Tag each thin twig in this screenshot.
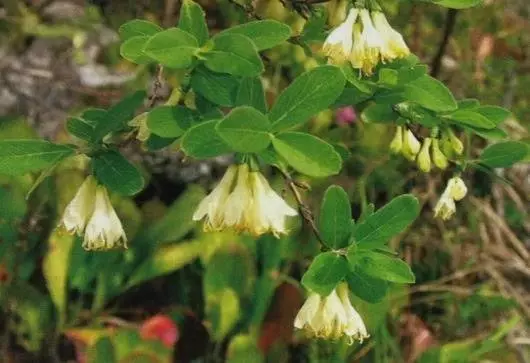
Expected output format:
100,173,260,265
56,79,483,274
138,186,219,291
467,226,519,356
147,65,164,109
430,9,458,77
278,168,325,244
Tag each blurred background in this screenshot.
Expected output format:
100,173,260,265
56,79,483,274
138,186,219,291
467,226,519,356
0,0,529,362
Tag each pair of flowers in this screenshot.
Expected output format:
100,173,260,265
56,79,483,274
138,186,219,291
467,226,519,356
61,176,126,251
323,7,409,74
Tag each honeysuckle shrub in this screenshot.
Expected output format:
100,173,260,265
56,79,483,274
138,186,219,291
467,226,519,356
0,0,528,361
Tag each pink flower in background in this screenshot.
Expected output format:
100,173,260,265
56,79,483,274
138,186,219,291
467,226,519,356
335,106,357,126
140,315,180,348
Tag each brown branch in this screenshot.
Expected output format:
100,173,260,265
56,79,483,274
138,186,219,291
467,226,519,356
147,65,164,109
430,9,458,77
278,169,325,244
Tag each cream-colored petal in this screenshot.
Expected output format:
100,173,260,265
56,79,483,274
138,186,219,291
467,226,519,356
61,176,97,235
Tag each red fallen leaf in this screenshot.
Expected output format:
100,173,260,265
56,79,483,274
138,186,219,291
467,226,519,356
258,283,304,353
140,315,180,348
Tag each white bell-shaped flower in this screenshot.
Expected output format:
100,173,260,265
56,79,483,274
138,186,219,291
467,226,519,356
61,176,97,235
402,129,421,161
83,185,127,251
337,283,369,343
294,285,369,343
322,8,359,64
248,172,298,237
371,11,410,62
193,165,237,231
193,164,297,237
434,176,467,220
351,9,385,74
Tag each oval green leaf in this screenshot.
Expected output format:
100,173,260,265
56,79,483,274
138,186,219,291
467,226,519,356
181,119,233,159
92,150,145,196
144,28,198,68
272,132,342,177
216,106,271,153
301,252,349,296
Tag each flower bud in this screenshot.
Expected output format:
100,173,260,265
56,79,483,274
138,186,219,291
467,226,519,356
431,139,449,169
417,138,432,172
402,129,420,160
128,112,150,142
389,126,403,154
448,176,467,201
446,129,464,155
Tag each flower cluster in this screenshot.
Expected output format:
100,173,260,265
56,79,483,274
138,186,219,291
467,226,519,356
390,126,464,173
60,176,127,251
294,284,369,344
193,164,298,237
434,176,468,220
322,7,410,74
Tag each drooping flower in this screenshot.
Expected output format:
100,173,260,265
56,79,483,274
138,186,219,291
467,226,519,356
389,126,403,154
434,176,468,220
294,284,369,343
351,9,385,75
248,172,298,237
83,185,127,251
431,138,449,169
193,164,297,237
322,8,359,64
371,11,410,62
61,176,97,235
402,129,421,161
441,128,464,156
417,138,432,173
193,165,237,231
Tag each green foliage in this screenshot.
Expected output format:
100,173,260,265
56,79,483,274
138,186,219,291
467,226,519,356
301,252,349,296
319,185,353,249
92,150,145,196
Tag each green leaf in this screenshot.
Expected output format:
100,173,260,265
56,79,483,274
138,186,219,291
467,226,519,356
66,117,96,142
333,87,373,108
92,151,145,196
206,288,240,341
270,66,345,131
227,335,264,363
478,141,528,168
43,230,74,325
0,140,75,176
127,240,203,288
88,337,116,363
446,109,496,129
301,252,349,296
319,185,352,249
272,132,342,177
220,20,292,51
403,74,457,112
107,90,147,125
458,99,480,109
236,77,267,113
147,106,195,138
353,194,419,249
346,270,389,303
178,0,209,45
204,34,263,77
216,106,271,153
145,185,206,243
469,127,508,141
181,119,233,159
144,28,198,68
434,0,482,9
204,245,254,297
120,36,153,64
475,106,511,126
362,103,398,123
348,250,415,283
119,19,161,41
191,66,240,107
341,64,377,94
378,68,398,86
